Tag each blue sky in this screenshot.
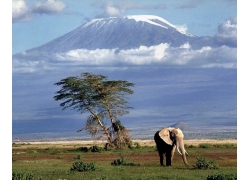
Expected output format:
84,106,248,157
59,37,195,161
12,0,237,55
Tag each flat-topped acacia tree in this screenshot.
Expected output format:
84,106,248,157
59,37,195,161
54,72,134,148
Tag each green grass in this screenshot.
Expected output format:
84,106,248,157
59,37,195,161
12,142,237,180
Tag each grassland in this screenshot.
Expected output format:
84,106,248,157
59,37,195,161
12,139,237,180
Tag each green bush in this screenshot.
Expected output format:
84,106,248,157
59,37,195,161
199,143,211,148
134,142,141,148
111,156,140,166
213,144,223,148
12,172,41,180
223,143,235,148
74,154,82,160
27,150,37,154
193,156,219,170
70,161,96,172
186,144,196,148
90,145,104,152
50,150,61,154
207,172,237,180
76,147,89,152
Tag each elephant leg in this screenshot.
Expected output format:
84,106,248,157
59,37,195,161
166,152,172,166
159,152,164,166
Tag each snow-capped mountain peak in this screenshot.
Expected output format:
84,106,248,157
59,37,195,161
127,15,184,33
82,15,194,37
14,15,213,55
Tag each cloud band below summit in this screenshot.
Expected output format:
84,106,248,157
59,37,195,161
55,43,236,68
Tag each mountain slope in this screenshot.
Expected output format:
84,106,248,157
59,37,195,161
170,122,192,131
21,15,213,54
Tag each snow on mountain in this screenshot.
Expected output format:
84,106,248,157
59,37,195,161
83,15,194,36
127,15,193,36
14,15,213,56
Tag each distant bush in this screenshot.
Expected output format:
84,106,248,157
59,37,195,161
223,143,236,148
207,172,237,180
111,156,140,166
193,156,219,170
27,150,37,154
134,142,141,148
70,161,96,172
50,150,61,154
199,143,211,148
76,147,89,152
74,154,82,160
12,172,41,180
213,144,223,148
185,144,196,148
90,145,104,152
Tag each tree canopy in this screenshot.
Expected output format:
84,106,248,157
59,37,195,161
54,72,134,148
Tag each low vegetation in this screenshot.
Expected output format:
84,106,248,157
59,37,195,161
70,161,96,172
111,156,140,166
193,155,219,170
12,141,237,180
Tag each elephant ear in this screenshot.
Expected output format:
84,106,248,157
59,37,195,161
159,128,173,145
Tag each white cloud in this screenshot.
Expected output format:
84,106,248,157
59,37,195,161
12,0,66,23
33,0,66,14
53,43,236,68
56,48,117,65
95,1,167,18
215,17,237,47
105,1,121,17
12,0,33,22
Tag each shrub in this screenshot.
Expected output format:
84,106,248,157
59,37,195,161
134,142,141,148
207,172,237,180
70,161,96,172
186,144,196,148
27,150,37,154
223,143,235,148
213,144,223,148
12,172,41,180
111,156,140,166
90,145,103,152
199,143,211,148
193,156,219,170
50,150,61,154
74,154,82,160
76,147,89,152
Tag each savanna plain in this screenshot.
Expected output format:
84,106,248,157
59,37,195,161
12,139,237,180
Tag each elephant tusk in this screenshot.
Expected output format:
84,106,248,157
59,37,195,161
177,147,182,155
185,150,188,155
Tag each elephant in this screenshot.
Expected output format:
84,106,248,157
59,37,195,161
154,127,189,166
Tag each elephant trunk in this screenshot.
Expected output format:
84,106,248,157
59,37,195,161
177,141,189,166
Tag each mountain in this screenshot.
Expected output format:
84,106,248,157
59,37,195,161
169,122,192,131
13,15,216,57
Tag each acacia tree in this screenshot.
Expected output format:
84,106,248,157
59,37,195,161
53,72,134,148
